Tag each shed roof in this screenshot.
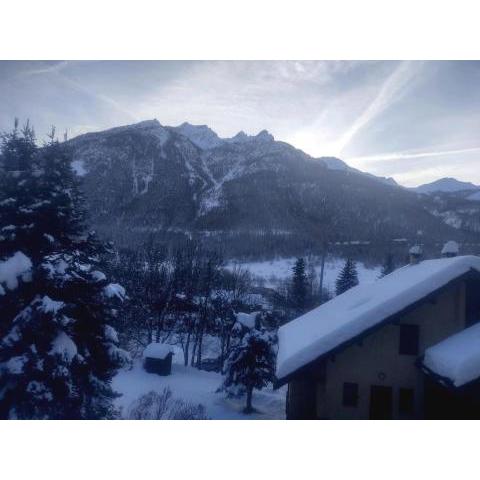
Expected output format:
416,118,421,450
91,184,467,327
143,343,174,360
276,255,480,384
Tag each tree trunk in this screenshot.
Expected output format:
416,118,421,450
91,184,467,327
190,334,198,367
244,387,254,414
184,330,191,366
155,311,164,343
220,330,226,372
319,243,327,302
147,321,153,345
196,327,204,369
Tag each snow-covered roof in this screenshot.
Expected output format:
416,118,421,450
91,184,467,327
409,245,422,255
143,343,174,360
276,255,480,383
441,240,459,256
422,322,480,387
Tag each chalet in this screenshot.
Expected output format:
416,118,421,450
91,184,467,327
276,253,480,419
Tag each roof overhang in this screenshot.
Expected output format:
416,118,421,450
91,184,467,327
418,358,480,391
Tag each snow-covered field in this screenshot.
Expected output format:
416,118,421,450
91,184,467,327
227,256,381,292
113,359,286,420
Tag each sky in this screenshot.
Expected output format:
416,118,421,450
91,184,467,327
1,60,479,187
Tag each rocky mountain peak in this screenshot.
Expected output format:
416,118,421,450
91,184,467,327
255,129,274,142
173,122,223,149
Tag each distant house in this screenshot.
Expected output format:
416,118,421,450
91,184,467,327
276,255,480,419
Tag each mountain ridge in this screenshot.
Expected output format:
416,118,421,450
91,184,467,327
64,119,479,257
414,177,479,194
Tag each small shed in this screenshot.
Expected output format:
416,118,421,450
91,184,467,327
143,343,174,376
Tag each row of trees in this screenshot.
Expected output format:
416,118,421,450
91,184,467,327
109,240,277,370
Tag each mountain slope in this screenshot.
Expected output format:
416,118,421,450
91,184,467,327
412,178,480,233
66,120,478,257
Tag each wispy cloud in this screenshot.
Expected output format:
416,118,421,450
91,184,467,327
19,60,70,77
336,61,422,155
61,75,139,123
349,146,480,165
15,61,138,124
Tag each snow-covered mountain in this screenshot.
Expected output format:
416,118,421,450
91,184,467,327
414,177,479,194
65,119,477,256
411,178,480,233
173,122,223,150
173,122,276,149
172,124,396,184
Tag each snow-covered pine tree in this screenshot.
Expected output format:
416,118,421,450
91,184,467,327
0,121,41,340
335,258,359,296
222,328,276,413
0,122,129,419
0,120,41,261
291,257,307,314
380,253,395,278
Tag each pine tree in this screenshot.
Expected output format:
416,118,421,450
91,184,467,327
291,257,308,314
335,258,359,296
0,122,129,419
380,253,395,278
222,328,276,413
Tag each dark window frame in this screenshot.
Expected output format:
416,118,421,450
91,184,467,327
342,382,359,407
399,324,419,355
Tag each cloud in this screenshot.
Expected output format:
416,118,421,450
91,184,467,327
348,145,480,166
335,61,422,155
348,145,480,187
19,61,70,77
52,71,139,123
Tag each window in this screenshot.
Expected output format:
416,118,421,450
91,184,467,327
399,324,419,355
399,388,415,415
343,382,359,407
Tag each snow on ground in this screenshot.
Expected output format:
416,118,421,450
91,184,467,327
226,256,380,293
113,359,286,420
